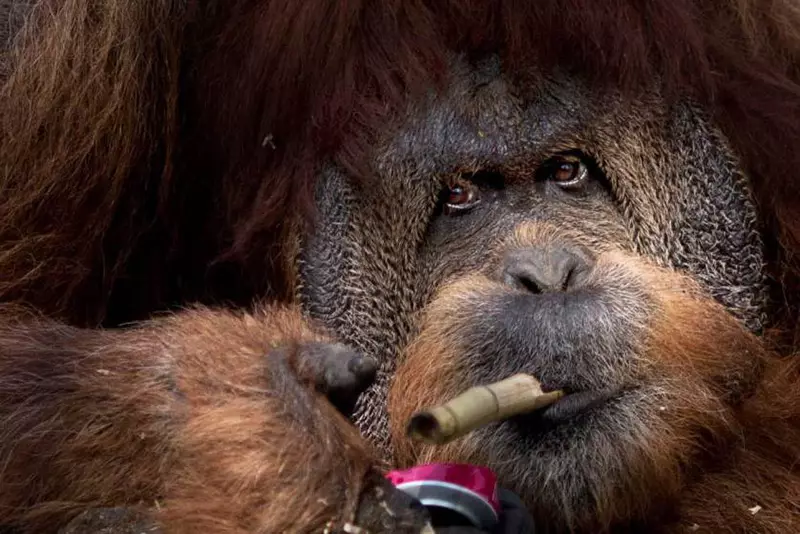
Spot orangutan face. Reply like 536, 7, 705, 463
298, 54, 768, 531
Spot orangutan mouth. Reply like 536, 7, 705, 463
518, 387, 621, 427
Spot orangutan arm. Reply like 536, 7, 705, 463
0, 305, 391, 534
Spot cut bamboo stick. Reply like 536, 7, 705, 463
406, 373, 564, 445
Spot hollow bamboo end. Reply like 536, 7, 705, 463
406, 374, 566, 445
406, 411, 448, 445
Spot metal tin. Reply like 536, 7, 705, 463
386, 463, 500, 530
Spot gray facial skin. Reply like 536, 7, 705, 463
297, 54, 769, 462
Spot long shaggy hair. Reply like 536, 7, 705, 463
1, 2, 800, 532
2, 0, 800, 333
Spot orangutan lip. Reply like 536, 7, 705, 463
537, 389, 618, 422
507, 387, 619, 429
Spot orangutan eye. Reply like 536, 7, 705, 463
442, 180, 481, 215
540, 154, 590, 189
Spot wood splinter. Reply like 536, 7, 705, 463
406, 373, 565, 445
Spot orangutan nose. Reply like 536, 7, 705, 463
501, 245, 593, 293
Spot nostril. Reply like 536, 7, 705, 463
501, 245, 593, 294
503, 264, 543, 294
562, 264, 577, 292
520, 275, 542, 295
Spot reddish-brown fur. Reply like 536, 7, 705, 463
2, 1, 800, 326
388, 245, 800, 532
0, 305, 383, 533
2, 1, 800, 533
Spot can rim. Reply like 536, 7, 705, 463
386, 462, 500, 511
393, 479, 499, 530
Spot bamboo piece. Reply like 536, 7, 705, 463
406, 374, 564, 445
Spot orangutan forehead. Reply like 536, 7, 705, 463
373, 56, 697, 183
374, 57, 595, 177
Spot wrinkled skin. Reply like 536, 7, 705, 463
300, 55, 767, 445
299, 55, 769, 530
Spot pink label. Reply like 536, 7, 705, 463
386, 463, 500, 512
